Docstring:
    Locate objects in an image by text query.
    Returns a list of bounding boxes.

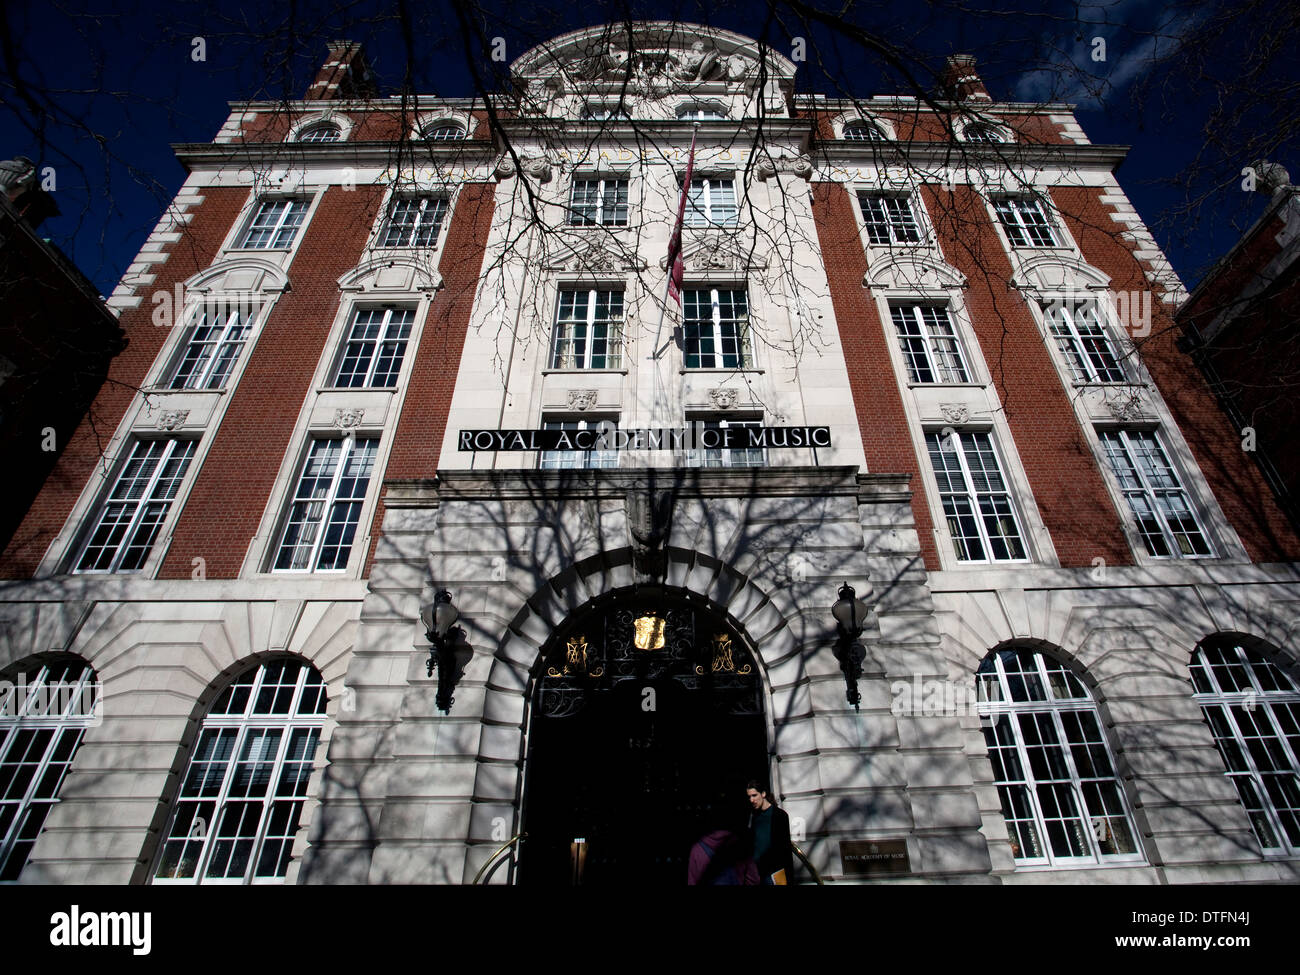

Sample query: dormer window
[964,122,1005,144]
[843,121,886,142]
[297,123,342,143]
[678,105,727,121]
[583,103,629,121]
[420,121,465,141]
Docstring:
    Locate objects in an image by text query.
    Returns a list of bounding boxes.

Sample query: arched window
[1190,638,1300,854]
[420,121,465,141]
[0,656,99,880]
[153,658,328,884]
[976,646,1142,866]
[297,123,341,143]
[964,122,1004,144]
[843,120,886,142]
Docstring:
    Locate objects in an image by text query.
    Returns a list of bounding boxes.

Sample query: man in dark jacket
[746,780,794,884]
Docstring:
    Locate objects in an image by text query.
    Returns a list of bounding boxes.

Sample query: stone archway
[515,585,769,885]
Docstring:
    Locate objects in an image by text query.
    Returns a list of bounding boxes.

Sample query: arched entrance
[518,590,769,885]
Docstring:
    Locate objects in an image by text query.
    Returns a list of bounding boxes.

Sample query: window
[273,437,378,572]
[678,106,726,120]
[550,290,624,369]
[857,192,922,245]
[843,121,886,142]
[539,418,619,469]
[420,122,464,141]
[891,304,970,383]
[154,658,327,884]
[380,195,448,248]
[926,429,1027,562]
[684,177,738,228]
[568,178,629,226]
[686,418,764,468]
[75,438,197,573]
[977,647,1142,866]
[683,288,751,369]
[583,104,628,120]
[297,123,341,143]
[1190,640,1300,855]
[993,196,1058,248]
[1098,429,1211,558]
[169,303,252,390]
[238,199,309,250]
[964,123,1004,144]
[0,657,99,881]
[1045,300,1125,383]
[333,307,415,388]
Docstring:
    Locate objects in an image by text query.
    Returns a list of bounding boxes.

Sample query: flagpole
[649,123,698,434]
[650,122,699,361]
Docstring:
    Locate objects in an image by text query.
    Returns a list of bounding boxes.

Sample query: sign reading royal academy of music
[457,426,832,452]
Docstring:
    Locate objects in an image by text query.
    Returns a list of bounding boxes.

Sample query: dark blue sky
[2,0,1289,297]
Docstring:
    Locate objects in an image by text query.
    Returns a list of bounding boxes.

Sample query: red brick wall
[925,184,1134,568]
[802,107,1074,144]
[361,181,497,573]
[158,185,386,578]
[1053,186,1300,562]
[236,107,492,143]
[811,181,941,569]
[0,187,249,579]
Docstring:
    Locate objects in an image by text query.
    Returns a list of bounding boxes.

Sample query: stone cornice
[383,467,913,505]
[172,140,497,171]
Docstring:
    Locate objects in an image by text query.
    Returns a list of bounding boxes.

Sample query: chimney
[305,40,376,101]
[940,55,991,103]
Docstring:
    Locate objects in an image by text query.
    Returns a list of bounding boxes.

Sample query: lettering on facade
[456,426,832,451]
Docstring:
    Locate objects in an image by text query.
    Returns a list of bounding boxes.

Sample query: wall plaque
[840,839,912,877]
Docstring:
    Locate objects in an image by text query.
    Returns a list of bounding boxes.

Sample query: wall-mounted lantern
[420,589,472,713]
[831,581,870,709]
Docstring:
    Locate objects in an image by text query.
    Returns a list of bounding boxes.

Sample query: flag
[666,128,698,305]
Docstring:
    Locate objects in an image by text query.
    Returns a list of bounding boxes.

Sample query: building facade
[2,24,1299,885]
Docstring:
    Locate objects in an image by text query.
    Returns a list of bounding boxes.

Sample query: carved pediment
[1010,255,1111,297]
[863,254,966,291]
[658,233,767,273]
[338,258,443,294]
[753,155,814,181]
[546,239,648,273]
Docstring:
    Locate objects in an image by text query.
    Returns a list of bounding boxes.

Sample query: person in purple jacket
[687,829,760,885]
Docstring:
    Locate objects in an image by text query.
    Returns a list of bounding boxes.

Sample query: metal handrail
[791,842,825,885]
[472,831,527,885]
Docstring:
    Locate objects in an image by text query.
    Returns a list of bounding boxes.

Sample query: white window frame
[925,428,1030,563]
[683,176,738,228]
[297,123,341,143]
[567,177,630,227]
[685,416,765,469]
[419,121,465,141]
[237,198,310,250]
[582,103,629,120]
[1097,428,1213,559]
[539,417,620,470]
[682,286,752,370]
[152,659,328,885]
[843,120,887,142]
[167,302,253,390]
[0,658,99,881]
[1190,641,1300,856]
[891,303,971,383]
[678,104,727,120]
[1043,298,1126,384]
[71,437,198,574]
[977,647,1145,868]
[271,436,379,573]
[378,194,449,249]
[330,306,416,388]
[993,195,1059,248]
[963,122,1007,144]
[549,288,624,369]
[857,191,925,246]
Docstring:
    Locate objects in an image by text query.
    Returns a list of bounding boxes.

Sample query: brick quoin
[159,185,386,579]
[811,180,941,570]
[362,181,497,575]
[0,187,249,579]
[1053,186,1300,562]
[925,183,1133,568]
